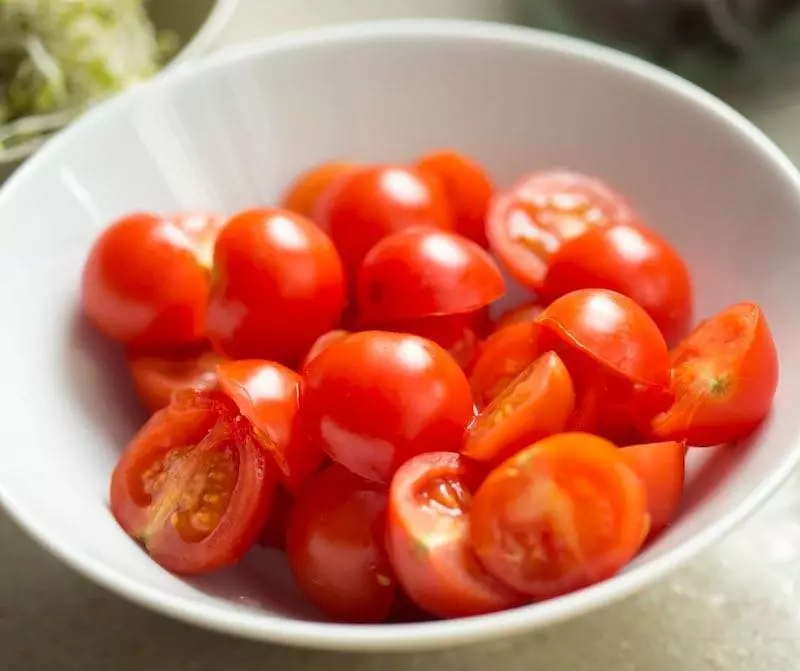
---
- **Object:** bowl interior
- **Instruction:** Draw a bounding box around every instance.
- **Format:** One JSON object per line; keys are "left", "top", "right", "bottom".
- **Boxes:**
{"left": 1, "top": 22, "right": 800, "bottom": 650}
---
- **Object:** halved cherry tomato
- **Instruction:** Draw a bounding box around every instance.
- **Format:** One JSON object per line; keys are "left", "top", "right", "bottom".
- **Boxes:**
{"left": 300, "top": 329, "right": 352, "bottom": 374}
{"left": 258, "top": 485, "right": 293, "bottom": 550}
{"left": 319, "top": 165, "right": 453, "bottom": 274}
{"left": 495, "top": 302, "right": 544, "bottom": 331}
{"left": 281, "top": 162, "right": 357, "bottom": 221}
{"left": 302, "top": 331, "right": 474, "bottom": 483}
{"left": 542, "top": 223, "right": 693, "bottom": 345}
{"left": 110, "top": 390, "right": 277, "bottom": 574}
{"left": 386, "top": 452, "right": 523, "bottom": 618}
{"left": 127, "top": 348, "right": 225, "bottom": 414}
{"left": 651, "top": 302, "right": 779, "bottom": 446}
{"left": 206, "top": 208, "right": 346, "bottom": 364}
{"left": 470, "top": 433, "right": 649, "bottom": 598}
{"left": 166, "top": 212, "right": 227, "bottom": 270}
{"left": 82, "top": 213, "right": 211, "bottom": 351}
{"left": 417, "top": 150, "right": 494, "bottom": 247}
{"left": 487, "top": 171, "right": 637, "bottom": 291}
{"left": 287, "top": 464, "right": 396, "bottom": 623}
{"left": 357, "top": 227, "right": 505, "bottom": 324}
{"left": 463, "top": 352, "right": 575, "bottom": 463}
{"left": 621, "top": 441, "right": 686, "bottom": 535}
{"left": 216, "top": 360, "right": 322, "bottom": 493}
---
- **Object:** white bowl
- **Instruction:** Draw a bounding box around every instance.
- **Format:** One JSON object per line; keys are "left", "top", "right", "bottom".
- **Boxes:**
{"left": 1, "top": 19, "right": 800, "bottom": 652}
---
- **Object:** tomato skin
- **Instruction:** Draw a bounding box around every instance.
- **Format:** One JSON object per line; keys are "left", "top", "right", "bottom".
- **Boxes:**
{"left": 357, "top": 227, "right": 505, "bottom": 324}
{"left": 463, "top": 352, "right": 575, "bottom": 464}
{"left": 206, "top": 208, "right": 346, "bottom": 364}
{"left": 495, "top": 302, "right": 544, "bottom": 331}
{"left": 286, "top": 464, "right": 396, "bottom": 623}
{"left": 542, "top": 223, "right": 693, "bottom": 345}
{"left": 386, "top": 452, "right": 524, "bottom": 618}
{"left": 217, "top": 360, "right": 323, "bottom": 493}
{"left": 320, "top": 165, "right": 453, "bottom": 274}
{"left": 621, "top": 441, "right": 685, "bottom": 535}
{"left": 651, "top": 303, "right": 779, "bottom": 446}
{"left": 110, "top": 390, "right": 277, "bottom": 574}
{"left": 281, "top": 162, "right": 357, "bottom": 221}
{"left": 81, "top": 213, "right": 210, "bottom": 352}
{"left": 302, "top": 331, "right": 474, "bottom": 483}
{"left": 471, "top": 433, "right": 649, "bottom": 598}
{"left": 417, "top": 150, "right": 494, "bottom": 247}
{"left": 487, "top": 171, "right": 637, "bottom": 291}
{"left": 300, "top": 329, "right": 352, "bottom": 374}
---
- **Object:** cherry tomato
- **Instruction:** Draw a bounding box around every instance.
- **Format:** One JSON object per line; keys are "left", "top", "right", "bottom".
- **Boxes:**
{"left": 487, "top": 171, "right": 637, "bottom": 290}
{"left": 386, "top": 452, "right": 523, "bottom": 618}
{"left": 471, "top": 433, "right": 649, "bottom": 598}
{"left": 110, "top": 390, "right": 277, "bottom": 574}
{"left": 302, "top": 331, "right": 474, "bottom": 483}
{"left": 82, "top": 213, "right": 211, "bottom": 351}
{"left": 206, "top": 208, "right": 346, "bottom": 364}
{"left": 166, "top": 212, "right": 227, "bottom": 269}
{"left": 651, "top": 302, "right": 778, "bottom": 446}
{"left": 495, "top": 302, "right": 544, "bottom": 331}
{"left": 287, "top": 464, "right": 396, "bottom": 623}
{"left": 319, "top": 165, "right": 452, "bottom": 274}
{"left": 357, "top": 227, "right": 505, "bottom": 324}
{"left": 417, "top": 150, "right": 494, "bottom": 247}
{"left": 542, "top": 223, "right": 693, "bottom": 345}
{"left": 258, "top": 485, "right": 293, "bottom": 550}
{"left": 281, "top": 162, "right": 357, "bottom": 221}
{"left": 300, "top": 329, "right": 352, "bottom": 374}
{"left": 621, "top": 441, "right": 686, "bottom": 535}
{"left": 463, "top": 352, "right": 575, "bottom": 463}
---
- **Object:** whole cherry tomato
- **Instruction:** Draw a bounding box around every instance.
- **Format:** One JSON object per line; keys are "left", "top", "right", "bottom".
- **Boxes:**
{"left": 319, "top": 165, "right": 453, "bottom": 274}
{"left": 281, "top": 161, "right": 357, "bottom": 222}
{"left": 542, "top": 223, "right": 693, "bottom": 345}
{"left": 110, "top": 390, "right": 277, "bottom": 574}
{"left": 651, "top": 302, "right": 778, "bottom": 446}
{"left": 386, "top": 452, "right": 524, "bottom": 618}
{"left": 82, "top": 213, "right": 211, "bottom": 352}
{"left": 417, "top": 150, "right": 494, "bottom": 247}
{"left": 356, "top": 227, "right": 505, "bottom": 324}
{"left": 487, "top": 171, "right": 637, "bottom": 291}
{"left": 495, "top": 302, "right": 544, "bottom": 331}
{"left": 302, "top": 331, "right": 474, "bottom": 483}
{"left": 206, "top": 208, "right": 346, "bottom": 364}
{"left": 286, "top": 464, "right": 396, "bottom": 623}
{"left": 300, "top": 329, "right": 352, "bottom": 374}
{"left": 470, "top": 433, "right": 649, "bottom": 598}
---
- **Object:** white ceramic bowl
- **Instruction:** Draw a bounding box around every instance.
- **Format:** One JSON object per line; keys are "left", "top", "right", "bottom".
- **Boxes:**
{"left": 1, "top": 20, "right": 800, "bottom": 652}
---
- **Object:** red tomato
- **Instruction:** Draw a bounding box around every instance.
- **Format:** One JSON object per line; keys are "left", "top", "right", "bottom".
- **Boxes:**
{"left": 110, "top": 390, "right": 277, "bottom": 574}
{"left": 166, "top": 212, "right": 227, "bottom": 270}
{"left": 621, "top": 441, "right": 686, "bottom": 535}
{"left": 542, "top": 223, "right": 693, "bottom": 345}
{"left": 300, "top": 329, "right": 352, "bottom": 374}
{"left": 487, "top": 171, "right": 637, "bottom": 290}
{"left": 386, "top": 452, "right": 523, "bottom": 618}
{"left": 651, "top": 302, "right": 779, "bottom": 446}
{"left": 463, "top": 352, "right": 575, "bottom": 463}
{"left": 287, "top": 464, "right": 396, "bottom": 623}
{"left": 206, "top": 208, "right": 346, "bottom": 364}
{"left": 281, "top": 162, "right": 357, "bottom": 221}
{"left": 319, "top": 165, "right": 453, "bottom": 274}
{"left": 217, "top": 360, "right": 323, "bottom": 493}
{"left": 356, "top": 227, "right": 505, "bottom": 324}
{"left": 495, "top": 302, "right": 544, "bottom": 331}
{"left": 471, "top": 433, "right": 649, "bottom": 598}
{"left": 127, "top": 348, "right": 225, "bottom": 414}
{"left": 302, "top": 331, "right": 474, "bottom": 483}
{"left": 416, "top": 150, "right": 494, "bottom": 247}
{"left": 82, "top": 213, "right": 210, "bottom": 351}
{"left": 258, "top": 485, "right": 293, "bottom": 550}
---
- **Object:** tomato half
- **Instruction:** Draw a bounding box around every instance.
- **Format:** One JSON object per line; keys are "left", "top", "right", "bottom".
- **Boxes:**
{"left": 386, "top": 452, "right": 523, "bottom": 618}
{"left": 166, "top": 212, "right": 227, "bottom": 270}
{"left": 206, "top": 208, "right": 346, "bottom": 364}
{"left": 651, "top": 302, "right": 779, "bottom": 446}
{"left": 110, "top": 390, "right": 277, "bottom": 574}
{"left": 495, "top": 302, "right": 544, "bottom": 331}
{"left": 281, "top": 162, "right": 357, "bottom": 221}
{"left": 416, "top": 150, "right": 494, "bottom": 247}
{"left": 299, "top": 329, "right": 352, "bottom": 374}
{"left": 217, "top": 360, "right": 322, "bottom": 492}
{"left": 470, "top": 433, "right": 649, "bottom": 598}
{"left": 463, "top": 352, "right": 575, "bottom": 464}
{"left": 258, "top": 485, "right": 293, "bottom": 550}
{"left": 302, "top": 331, "right": 474, "bottom": 483}
{"left": 542, "top": 223, "right": 693, "bottom": 345}
{"left": 82, "top": 213, "right": 211, "bottom": 352}
{"left": 487, "top": 171, "right": 638, "bottom": 291}
{"left": 356, "top": 227, "right": 505, "bottom": 324}
{"left": 621, "top": 441, "right": 686, "bottom": 535}
{"left": 287, "top": 464, "right": 396, "bottom": 623}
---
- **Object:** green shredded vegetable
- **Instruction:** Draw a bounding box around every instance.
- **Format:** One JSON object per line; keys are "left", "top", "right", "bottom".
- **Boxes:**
{"left": 0, "top": 0, "right": 176, "bottom": 151}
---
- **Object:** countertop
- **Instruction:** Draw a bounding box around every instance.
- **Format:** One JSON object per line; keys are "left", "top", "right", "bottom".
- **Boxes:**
{"left": 4, "top": 1, "right": 800, "bottom": 669}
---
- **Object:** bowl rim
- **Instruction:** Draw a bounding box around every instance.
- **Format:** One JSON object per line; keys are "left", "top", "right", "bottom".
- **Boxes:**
{"left": 2, "top": 18, "right": 800, "bottom": 652}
